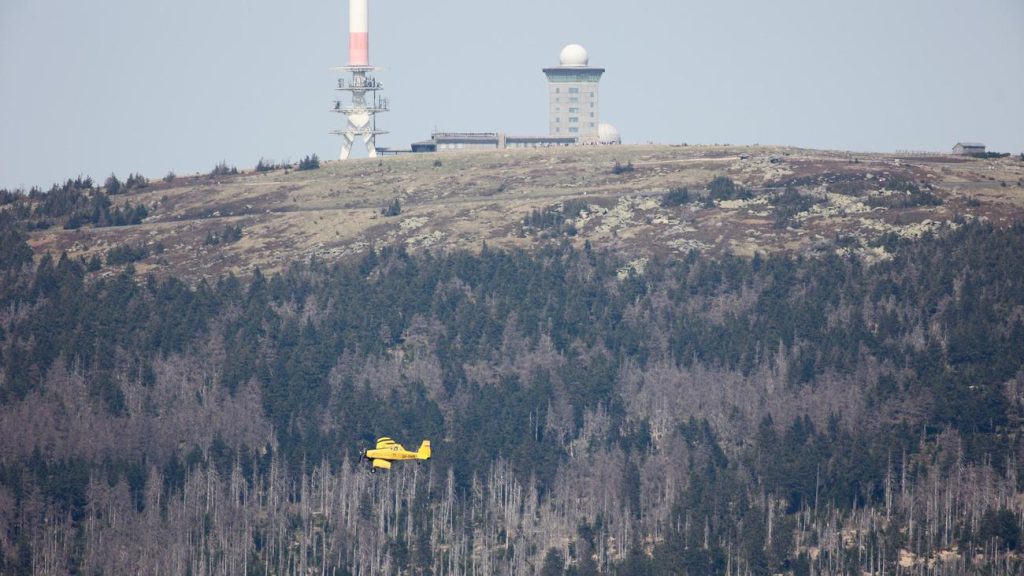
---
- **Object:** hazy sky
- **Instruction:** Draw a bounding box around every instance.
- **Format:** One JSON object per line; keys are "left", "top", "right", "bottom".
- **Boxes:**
{"left": 1, "top": 0, "right": 1021, "bottom": 189}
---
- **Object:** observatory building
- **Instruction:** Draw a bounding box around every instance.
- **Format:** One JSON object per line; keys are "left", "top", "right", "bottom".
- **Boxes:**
{"left": 406, "top": 44, "right": 619, "bottom": 154}
{"left": 544, "top": 44, "right": 605, "bottom": 142}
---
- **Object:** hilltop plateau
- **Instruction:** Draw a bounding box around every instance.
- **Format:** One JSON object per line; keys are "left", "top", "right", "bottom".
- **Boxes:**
{"left": 21, "top": 145, "right": 1024, "bottom": 280}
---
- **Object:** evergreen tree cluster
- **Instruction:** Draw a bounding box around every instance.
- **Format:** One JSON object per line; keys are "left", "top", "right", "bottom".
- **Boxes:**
{"left": 522, "top": 200, "right": 588, "bottom": 238}
{"left": 103, "top": 172, "right": 148, "bottom": 195}
{"left": 297, "top": 154, "right": 320, "bottom": 171}
{"left": 1, "top": 216, "right": 1023, "bottom": 574}
{"left": 208, "top": 161, "right": 238, "bottom": 177}
{"left": 12, "top": 176, "right": 151, "bottom": 230}
{"left": 0, "top": 188, "right": 23, "bottom": 206}
{"left": 0, "top": 222, "right": 33, "bottom": 270}
{"left": 255, "top": 158, "right": 284, "bottom": 173}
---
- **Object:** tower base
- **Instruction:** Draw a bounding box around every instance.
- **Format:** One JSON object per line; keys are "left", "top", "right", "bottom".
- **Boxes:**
{"left": 332, "top": 67, "right": 388, "bottom": 160}
{"left": 339, "top": 130, "right": 380, "bottom": 160}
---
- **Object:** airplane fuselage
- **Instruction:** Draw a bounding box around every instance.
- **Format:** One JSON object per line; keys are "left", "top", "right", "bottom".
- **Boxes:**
{"left": 365, "top": 445, "right": 421, "bottom": 461}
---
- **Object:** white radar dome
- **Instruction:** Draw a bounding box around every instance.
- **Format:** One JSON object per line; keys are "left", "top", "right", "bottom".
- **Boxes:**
{"left": 559, "top": 44, "right": 589, "bottom": 67}
{"left": 598, "top": 123, "right": 621, "bottom": 144}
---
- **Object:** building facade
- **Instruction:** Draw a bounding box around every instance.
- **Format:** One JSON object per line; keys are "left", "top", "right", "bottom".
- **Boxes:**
{"left": 543, "top": 45, "right": 604, "bottom": 141}
{"left": 411, "top": 133, "right": 578, "bottom": 153}
{"left": 952, "top": 142, "right": 986, "bottom": 156}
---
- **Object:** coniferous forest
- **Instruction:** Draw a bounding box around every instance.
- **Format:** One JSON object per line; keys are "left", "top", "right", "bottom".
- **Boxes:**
{"left": 0, "top": 211, "right": 1023, "bottom": 575}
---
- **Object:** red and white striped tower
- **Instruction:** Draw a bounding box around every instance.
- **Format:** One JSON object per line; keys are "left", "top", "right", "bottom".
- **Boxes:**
{"left": 331, "top": 0, "right": 388, "bottom": 160}
{"left": 348, "top": 0, "right": 369, "bottom": 66}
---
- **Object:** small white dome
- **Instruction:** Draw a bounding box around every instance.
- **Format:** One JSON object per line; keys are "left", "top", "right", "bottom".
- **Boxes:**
{"left": 598, "top": 123, "right": 621, "bottom": 144}
{"left": 559, "top": 44, "right": 589, "bottom": 67}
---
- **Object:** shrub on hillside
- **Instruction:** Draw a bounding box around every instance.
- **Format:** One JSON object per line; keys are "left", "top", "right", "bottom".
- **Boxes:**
{"left": 769, "top": 187, "right": 824, "bottom": 228}
{"left": 106, "top": 243, "right": 149, "bottom": 265}
{"left": 382, "top": 198, "right": 401, "bottom": 217}
{"left": 661, "top": 187, "right": 690, "bottom": 208}
{"left": 205, "top": 224, "right": 243, "bottom": 246}
{"left": 865, "top": 179, "right": 942, "bottom": 209}
{"left": 611, "top": 161, "right": 635, "bottom": 175}
{"left": 704, "top": 176, "right": 752, "bottom": 207}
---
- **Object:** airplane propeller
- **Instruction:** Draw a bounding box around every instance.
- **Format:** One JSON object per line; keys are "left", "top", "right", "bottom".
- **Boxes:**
{"left": 357, "top": 446, "right": 374, "bottom": 474}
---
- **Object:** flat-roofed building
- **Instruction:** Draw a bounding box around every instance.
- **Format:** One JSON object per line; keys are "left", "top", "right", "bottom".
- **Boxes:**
{"left": 506, "top": 135, "right": 577, "bottom": 148}
{"left": 414, "top": 132, "right": 579, "bottom": 153}
{"left": 953, "top": 142, "right": 986, "bottom": 155}
{"left": 431, "top": 132, "right": 501, "bottom": 151}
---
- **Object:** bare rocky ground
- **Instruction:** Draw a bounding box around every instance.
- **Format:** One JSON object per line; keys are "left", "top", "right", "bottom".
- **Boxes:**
{"left": 26, "top": 145, "right": 1024, "bottom": 282}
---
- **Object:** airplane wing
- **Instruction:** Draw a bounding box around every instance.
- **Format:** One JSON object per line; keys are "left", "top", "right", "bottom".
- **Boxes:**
{"left": 372, "top": 459, "right": 392, "bottom": 470}
{"left": 376, "top": 437, "right": 401, "bottom": 450}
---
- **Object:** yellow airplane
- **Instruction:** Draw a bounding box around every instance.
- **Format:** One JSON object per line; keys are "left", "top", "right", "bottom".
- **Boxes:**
{"left": 361, "top": 437, "right": 431, "bottom": 471}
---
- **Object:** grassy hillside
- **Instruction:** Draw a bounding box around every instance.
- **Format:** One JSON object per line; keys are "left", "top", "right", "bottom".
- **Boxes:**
{"left": 17, "top": 145, "right": 1024, "bottom": 281}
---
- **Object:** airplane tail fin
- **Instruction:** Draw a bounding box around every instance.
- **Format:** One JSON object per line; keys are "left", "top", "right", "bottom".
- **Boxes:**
{"left": 417, "top": 440, "right": 431, "bottom": 460}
